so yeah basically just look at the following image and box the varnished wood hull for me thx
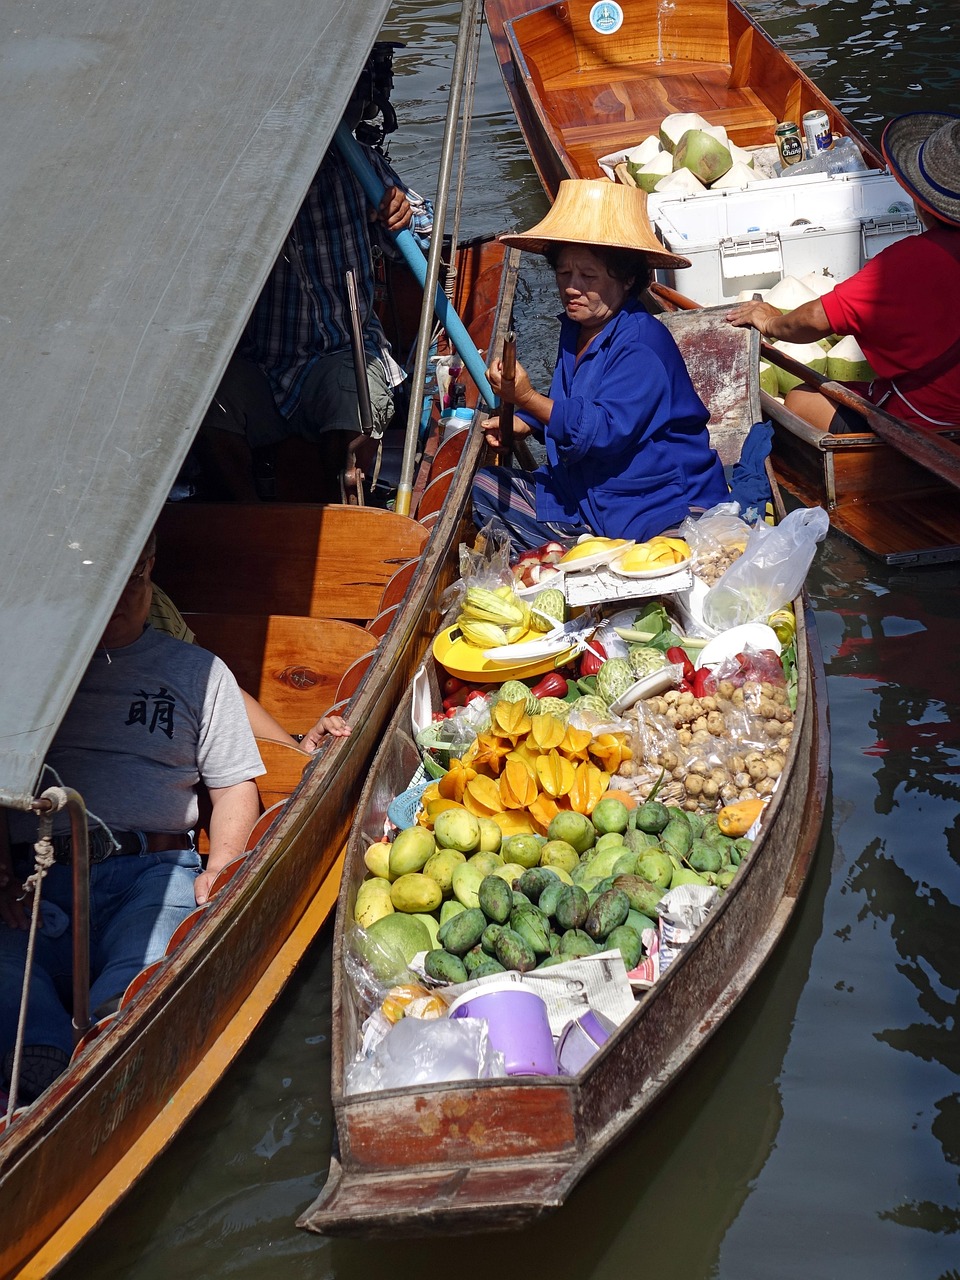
[485,0,960,564]
[300,319,830,1237]
[0,236,515,1279]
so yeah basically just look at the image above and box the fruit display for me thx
[512,541,567,589]
[557,536,630,566]
[355,791,757,984]
[612,536,690,573]
[455,585,528,648]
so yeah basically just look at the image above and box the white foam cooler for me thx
[649,170,920,305]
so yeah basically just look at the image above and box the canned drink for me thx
[775,121,803,167]
[802,109,834,155]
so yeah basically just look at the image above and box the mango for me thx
[626,908,657,936]
[412,911,441,949]
[611,851,638,877]
[547,810,596,854]
[478,874,513,924]
[518,867,555,900]
[636,850,673,890]
[689,840,723,874]
[605,923,643,970]
[481,922,505,954]
[389,826,436,879]
[585,887,630,941]
[440,899,467,926]
[493,862,527,885]
[633,801,671,835]
[540,839,579,876]
[510,903,552,956]
[468,851,505,875]
[354,877,394,928]
[613,873,663,918]
[670,863,708,890]
[591,796,630,836]
[451,860,487,910]
[390,873,443,914]
[494,926,537,973]
[554,884,590,932]
[424,949,468,984]
[434,808,482,853]
[500,834,543,869]
[582,846,629,881]
[559,928,598,958]
[423,847,466,894]
[537,877,567,920]
[464,943,489,974]
[364,841,392,880]
[477,816,504,853]
[594,831,627,854]
[472,958,507,979]
[437,906,486,955]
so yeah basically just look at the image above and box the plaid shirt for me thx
[244,145,432,418]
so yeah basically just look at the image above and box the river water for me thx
[61,3,960,1277]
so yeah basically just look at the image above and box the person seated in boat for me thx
[0,532,265,1104]
[471,179,728,552]
[726,112,960,433]
[202,43,433,502]
[149,584,351,753]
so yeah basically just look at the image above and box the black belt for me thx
[12,828,191,866]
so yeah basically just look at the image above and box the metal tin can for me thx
[775,121,804,167]
[802,109,834,155]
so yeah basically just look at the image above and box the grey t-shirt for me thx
[12,626,264,839]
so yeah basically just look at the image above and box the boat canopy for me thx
[0,0,392,808]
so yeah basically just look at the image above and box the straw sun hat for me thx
[881,112,960,228]
[498,178,691,270]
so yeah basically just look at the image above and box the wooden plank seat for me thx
[156,503,429,624]
[183,613,378,736]
[253,738,314,810]
[416,467,457,522]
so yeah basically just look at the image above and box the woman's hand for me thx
[480,412,531,450]
[486,356,552,426]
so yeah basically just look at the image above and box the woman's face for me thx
[554,246,633,333]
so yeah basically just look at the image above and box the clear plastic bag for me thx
[702,506,828,630]
[344,1015,506,1095]
[679,503,753,587]
[441,519,515,612]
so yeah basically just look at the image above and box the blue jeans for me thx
[0,848,201,1062]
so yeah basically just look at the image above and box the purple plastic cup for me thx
[448,982,557,1076]
[556,1009,616,1075]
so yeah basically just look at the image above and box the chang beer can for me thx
[802,109,834,155]
[775,121,803,167]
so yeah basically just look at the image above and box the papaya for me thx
[717,799,766,838]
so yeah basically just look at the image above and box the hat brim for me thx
[881,112,960,228]
[496,231,692,272]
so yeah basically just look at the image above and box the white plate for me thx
[609,554,692,580]
[694,622,781,670]
[482,632,580,665]
[515,570,566,599]
[556,541,635,573]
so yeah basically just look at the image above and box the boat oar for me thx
[761,342,960,490]
[498,330,517,466]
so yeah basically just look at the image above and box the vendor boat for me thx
[483,0,960,565]
[299,305,830,1235]
[0,1,517,1274]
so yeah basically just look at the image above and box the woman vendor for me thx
[726,112,960,432]
[472,180,728,552]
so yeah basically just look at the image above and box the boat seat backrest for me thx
[182,612,377,737]
[155,503,427,623]
[657,306,761,468]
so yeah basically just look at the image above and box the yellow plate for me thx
[432,625,579,683]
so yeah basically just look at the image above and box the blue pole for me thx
[334,123,497,407]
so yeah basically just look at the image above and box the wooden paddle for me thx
[498,329,517,466]
[761,343,960,491]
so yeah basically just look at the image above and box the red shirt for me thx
[821,225,960,429]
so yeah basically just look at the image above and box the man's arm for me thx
[726,297,834,344]
[195,780,261,905]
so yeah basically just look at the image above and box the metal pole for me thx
[344,268,374,436]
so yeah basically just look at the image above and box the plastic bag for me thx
[702,506,829,630]
[441,519,515,612]
[344,1015,506,1095]
[679,502,753,587]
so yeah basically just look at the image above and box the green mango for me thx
[612,873,662,918]
[554,884,590,931]
[633,801,671,834]
[559,928,598,958]
[424,949,468,984]
[494,927,537,973]
[478,874,513,924]
[688,840,723,874]
[584,888,630,941]
[605,924,643,970]
[437,906,486,955]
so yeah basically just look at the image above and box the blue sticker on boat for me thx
[589,1,624,34]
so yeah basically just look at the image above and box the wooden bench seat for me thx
[156,503,428,624]
[184,613,377,735]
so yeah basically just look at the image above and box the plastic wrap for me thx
[345,1014,506,1094]
[441,519,515,612]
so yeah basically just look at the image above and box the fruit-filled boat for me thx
[483,0,960,565]
[0,1,517,1273]
[299,305,829,1236]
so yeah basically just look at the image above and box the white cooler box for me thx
[649,170,920,305]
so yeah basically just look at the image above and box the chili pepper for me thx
[578,641,606,677]
[530,671,569,699]
[666,645,696,683]
[692,666,717,699]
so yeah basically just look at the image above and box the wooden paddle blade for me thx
[498,329,517,464]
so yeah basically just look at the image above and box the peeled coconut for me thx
[729,142,756,168]
[764,275,819,312]
[654,166,708,196]
[625,135,663,167]
[711,160,762,190]
[772,339,828,394]
[799,269,837,297]
[672,129,733,186]
[826,333,876,383]
[758,360,781,397]
[629,149,673,192]
[659,111,711,152]
[736,287,768,303]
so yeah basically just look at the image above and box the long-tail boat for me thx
[299,305,830,1235]
[483,0,960,566]
[0,1,517,1274]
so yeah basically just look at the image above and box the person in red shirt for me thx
[726,112,960,432]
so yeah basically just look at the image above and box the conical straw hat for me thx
[499,179,691,270]
[881,111,960,228]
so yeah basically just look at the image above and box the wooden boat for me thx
[299,306,830,1235]
[0,2,517,1274]
[483,0,960,565]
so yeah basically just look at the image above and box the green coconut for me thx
[758,360,780,397]
[672,129,733,186]
[624,135,663,167]
[659,111,711,153]
[629,149,673,192]
[826,333,876,383]
[772,339,828,395]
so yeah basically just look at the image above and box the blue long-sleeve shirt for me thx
[528,298,728,540]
